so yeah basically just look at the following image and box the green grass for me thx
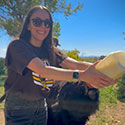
[0,87,5,110]
[100,77,123,106]
[99,77,123,109]
[0,75,7,87]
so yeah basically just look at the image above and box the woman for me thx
[4,5,115,125]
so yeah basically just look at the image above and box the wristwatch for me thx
[73,70,79,81]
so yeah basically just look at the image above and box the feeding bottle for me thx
[95,51,125,80]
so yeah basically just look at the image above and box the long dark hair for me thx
[19,5,55,65]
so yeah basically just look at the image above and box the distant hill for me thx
[81,55,99,58]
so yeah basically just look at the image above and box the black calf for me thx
[47,81,99,125]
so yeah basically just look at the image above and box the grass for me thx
[0,87,4,110]
[100,77,123,104]
[0,75,6,110]
[0,75,7,87]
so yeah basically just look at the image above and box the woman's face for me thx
[27,9,51,44]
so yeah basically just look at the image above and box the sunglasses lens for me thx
[44,20,52,28]
[32,18,52,28]
[32,18,42,27]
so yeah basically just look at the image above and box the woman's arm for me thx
[27,57,114,88]
[27,57,75,81]
[60,57,92,70]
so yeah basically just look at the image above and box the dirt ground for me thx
[0,102,125,125]
[86,101,125,125]
[0,110,5,125]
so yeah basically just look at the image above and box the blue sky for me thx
[0,0,125,57]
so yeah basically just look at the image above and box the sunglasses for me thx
[32,17,52,28]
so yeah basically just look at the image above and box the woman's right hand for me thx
[79,64,113,89]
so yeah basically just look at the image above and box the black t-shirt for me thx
[4,39,67,100]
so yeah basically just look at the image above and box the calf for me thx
[47,81,99,125]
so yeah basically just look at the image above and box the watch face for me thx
[73,71,79,79]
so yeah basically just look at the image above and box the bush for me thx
[0,75,7,87]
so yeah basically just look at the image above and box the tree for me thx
[64,49,82,61]
[99,55,106,60]
[0,0,83,37]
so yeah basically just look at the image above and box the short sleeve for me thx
[54,47,67,66]
[5,40,37,75]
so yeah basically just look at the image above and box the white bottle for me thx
[95,51,125,80]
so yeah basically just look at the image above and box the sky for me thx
[0,0,125,57]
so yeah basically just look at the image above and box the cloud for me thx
[0,48,7,58]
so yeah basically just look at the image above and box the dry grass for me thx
[86,101,125,125]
